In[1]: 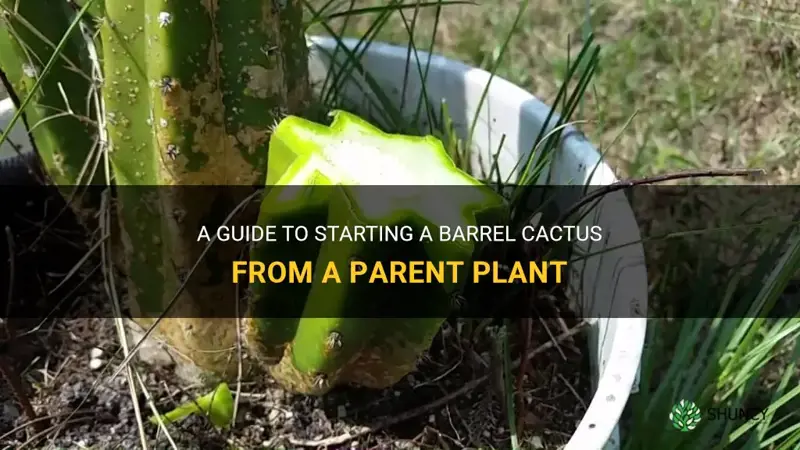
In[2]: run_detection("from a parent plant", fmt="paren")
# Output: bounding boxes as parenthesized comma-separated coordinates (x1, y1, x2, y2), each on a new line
(0, 1, 507, 394)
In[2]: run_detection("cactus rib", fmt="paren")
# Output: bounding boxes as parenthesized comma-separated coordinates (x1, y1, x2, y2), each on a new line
(246, 110, 508, 394)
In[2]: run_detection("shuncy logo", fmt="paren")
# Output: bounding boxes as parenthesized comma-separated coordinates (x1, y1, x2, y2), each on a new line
(670, 399, 770, 432)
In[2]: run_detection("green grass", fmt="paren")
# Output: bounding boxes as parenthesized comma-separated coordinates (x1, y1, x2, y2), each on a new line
(622, 191, 800, 449)
(315, 0, 800, 181)
(309, 1, 800, 449)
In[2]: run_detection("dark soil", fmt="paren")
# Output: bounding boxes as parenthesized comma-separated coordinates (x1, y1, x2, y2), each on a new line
(2, 314, 590, 449)
(0, 186, 592, 450)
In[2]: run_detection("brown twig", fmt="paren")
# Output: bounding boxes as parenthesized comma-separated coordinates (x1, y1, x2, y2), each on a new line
(4, 227, 13, 319)
(287, 321, 589, 447)
(0, 356, 47, 434)
(232, 245, 247, 428)
(514, 316, 532, 436)
(557, 373, 587, 410)
(15, 416, 94, 450)
(555, 168, 764, 226)
(0, 410, 95, 443)
(0, 227, 47, 434)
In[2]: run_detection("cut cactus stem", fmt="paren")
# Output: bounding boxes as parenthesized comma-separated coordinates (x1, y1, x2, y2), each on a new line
(246, 110, 509, 395)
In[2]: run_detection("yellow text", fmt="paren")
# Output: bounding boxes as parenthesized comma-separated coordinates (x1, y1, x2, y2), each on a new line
(472, 261, 567, 284)
(232, 260, 312, 284)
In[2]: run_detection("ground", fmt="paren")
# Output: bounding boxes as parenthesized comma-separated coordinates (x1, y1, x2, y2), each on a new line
(1, 255, 591, 449)
(0, 169, 590, 449)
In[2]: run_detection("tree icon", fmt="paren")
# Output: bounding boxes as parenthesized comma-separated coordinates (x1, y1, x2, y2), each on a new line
(670, 399, 702, 432)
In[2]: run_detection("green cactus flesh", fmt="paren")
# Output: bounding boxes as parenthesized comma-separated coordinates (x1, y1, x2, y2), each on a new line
(246, 110, 508, 395)
(0, 1, 99, 195)
(101, 0, 309, 378)
(2, 0, 309, 379)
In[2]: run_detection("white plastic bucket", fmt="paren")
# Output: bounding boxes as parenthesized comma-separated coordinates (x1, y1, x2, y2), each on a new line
(306, 36, 648, 450)
(0, 37, 648, 449)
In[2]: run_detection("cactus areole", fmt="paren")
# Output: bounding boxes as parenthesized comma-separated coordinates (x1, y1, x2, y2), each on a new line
(247, 111, 508, 394)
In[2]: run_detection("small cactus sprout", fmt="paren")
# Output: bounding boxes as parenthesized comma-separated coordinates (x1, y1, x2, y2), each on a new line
(325, 331, 343, 352)
(166, 144, 179, 160)
(157, 11, 172, 27)
(159, 76, 175, 95)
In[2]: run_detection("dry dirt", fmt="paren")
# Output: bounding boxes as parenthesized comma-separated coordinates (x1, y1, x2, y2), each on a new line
(0, 187, 592, 450)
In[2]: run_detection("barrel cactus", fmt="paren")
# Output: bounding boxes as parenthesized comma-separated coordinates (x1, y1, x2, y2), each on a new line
(0, 1, 508, 394)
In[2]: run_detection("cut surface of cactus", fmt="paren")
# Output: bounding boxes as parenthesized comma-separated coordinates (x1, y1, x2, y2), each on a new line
(247, 110, 508, 394)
